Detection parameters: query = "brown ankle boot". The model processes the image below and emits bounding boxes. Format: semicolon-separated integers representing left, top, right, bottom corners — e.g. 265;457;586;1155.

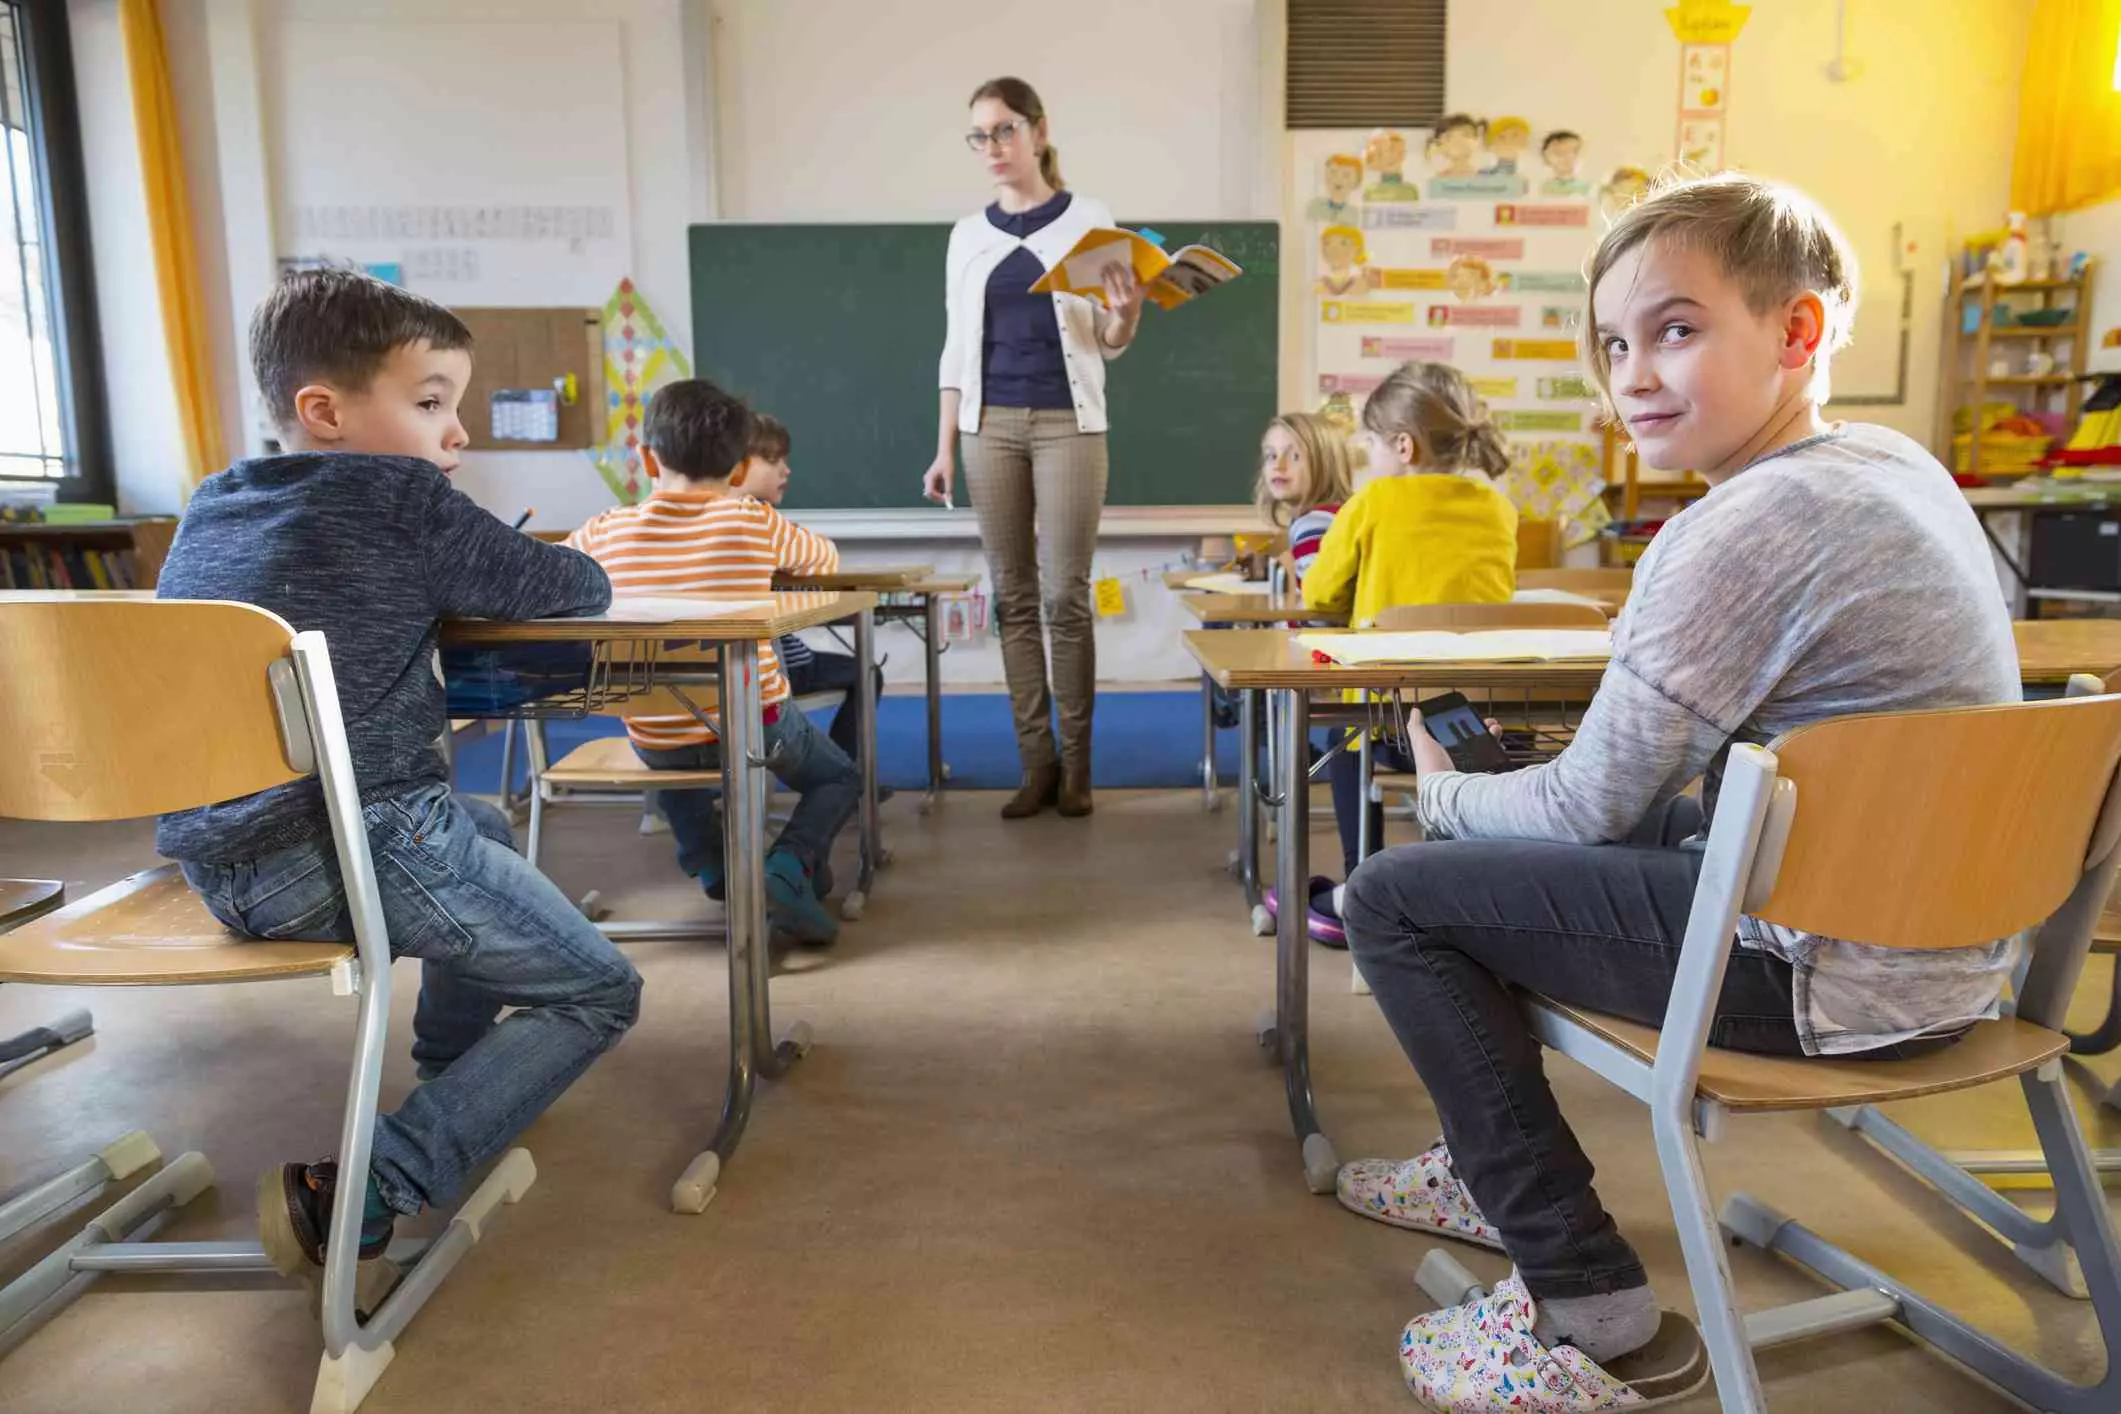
1001;762;1061;819
1057;758;1093;817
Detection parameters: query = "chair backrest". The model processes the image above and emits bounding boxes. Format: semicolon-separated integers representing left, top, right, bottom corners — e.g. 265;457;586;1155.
1744;694;2121;949
1515;517;1560;569
0;598;309;821
1372;600;1609;631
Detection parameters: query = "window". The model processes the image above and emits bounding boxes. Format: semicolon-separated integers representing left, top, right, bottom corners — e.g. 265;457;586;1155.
1286;0;1447;130
0;2;107;494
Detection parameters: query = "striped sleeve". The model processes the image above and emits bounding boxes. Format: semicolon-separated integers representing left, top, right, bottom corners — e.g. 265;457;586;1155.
1287;504;1339;588
765;504;840;576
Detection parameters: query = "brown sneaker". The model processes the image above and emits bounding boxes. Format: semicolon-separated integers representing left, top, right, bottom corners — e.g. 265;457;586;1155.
258;1159;402;1319
1000;762;1061;819
1057;759;1093;817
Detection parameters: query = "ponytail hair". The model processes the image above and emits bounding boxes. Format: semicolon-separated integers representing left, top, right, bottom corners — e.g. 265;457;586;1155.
971;76;1066;192
1361;361;1512;478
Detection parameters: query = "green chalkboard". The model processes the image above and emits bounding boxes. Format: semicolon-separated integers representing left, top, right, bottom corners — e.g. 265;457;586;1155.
689;220;1279;508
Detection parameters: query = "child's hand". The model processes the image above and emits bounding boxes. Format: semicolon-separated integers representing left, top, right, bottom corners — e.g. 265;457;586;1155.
1405;712;1506;778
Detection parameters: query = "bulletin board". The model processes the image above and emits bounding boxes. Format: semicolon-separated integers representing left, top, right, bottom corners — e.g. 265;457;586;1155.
1291;120;1667;547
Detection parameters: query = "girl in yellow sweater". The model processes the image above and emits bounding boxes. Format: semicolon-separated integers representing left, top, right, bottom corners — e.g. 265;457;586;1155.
1303;361;1518;895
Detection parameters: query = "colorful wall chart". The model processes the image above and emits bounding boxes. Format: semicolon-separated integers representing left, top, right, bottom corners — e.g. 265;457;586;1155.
588;277;691;504
1296;115;1656;545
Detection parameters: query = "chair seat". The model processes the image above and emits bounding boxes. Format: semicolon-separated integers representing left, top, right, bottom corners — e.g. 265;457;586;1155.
543;736;718;787
1525;997;2069;1112
0;878;64;930
0;865;351;986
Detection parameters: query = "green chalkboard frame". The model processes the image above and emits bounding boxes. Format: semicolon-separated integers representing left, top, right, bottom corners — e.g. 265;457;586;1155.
688;220;1279;509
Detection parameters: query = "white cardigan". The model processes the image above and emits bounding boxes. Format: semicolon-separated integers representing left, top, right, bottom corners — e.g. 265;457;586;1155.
937;193;1126;436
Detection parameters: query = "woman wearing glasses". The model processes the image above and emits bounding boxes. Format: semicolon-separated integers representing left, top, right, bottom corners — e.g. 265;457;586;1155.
921;76;1148;820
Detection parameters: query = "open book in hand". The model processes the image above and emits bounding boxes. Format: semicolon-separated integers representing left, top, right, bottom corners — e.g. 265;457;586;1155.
1298;629;1613;666
1030;228;1242;311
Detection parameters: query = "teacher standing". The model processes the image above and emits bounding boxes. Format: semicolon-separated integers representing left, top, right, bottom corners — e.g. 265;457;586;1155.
922;76;1148;821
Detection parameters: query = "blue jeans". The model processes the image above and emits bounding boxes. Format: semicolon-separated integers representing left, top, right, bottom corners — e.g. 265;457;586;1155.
633;700;859;880
181;784;642;1216
1342;796;1957;1300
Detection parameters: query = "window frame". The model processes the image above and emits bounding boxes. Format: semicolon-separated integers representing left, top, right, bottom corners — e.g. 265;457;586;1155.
7;0;111;502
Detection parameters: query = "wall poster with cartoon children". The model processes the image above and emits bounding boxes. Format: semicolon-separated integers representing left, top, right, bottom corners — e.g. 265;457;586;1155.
1295;119;1620;549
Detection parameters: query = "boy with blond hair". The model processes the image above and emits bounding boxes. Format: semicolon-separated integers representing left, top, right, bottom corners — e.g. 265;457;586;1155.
1335;173;2019;1408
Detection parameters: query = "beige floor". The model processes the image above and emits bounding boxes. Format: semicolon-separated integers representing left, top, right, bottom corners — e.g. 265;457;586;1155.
1;791;2117;1413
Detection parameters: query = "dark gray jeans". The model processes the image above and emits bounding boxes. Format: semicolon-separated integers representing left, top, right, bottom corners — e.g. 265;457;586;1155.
1341;797;1953;1299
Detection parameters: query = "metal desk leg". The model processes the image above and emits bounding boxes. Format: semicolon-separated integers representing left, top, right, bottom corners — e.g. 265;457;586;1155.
1356;718;1375;862
1271;687;1336;1194
1200;672;1220;810
845;606;883;921
922;591;945;811
1239;689;1269;933
670;639;810;1214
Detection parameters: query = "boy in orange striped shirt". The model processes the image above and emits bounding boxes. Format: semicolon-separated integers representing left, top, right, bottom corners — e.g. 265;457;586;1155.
567;379;857;943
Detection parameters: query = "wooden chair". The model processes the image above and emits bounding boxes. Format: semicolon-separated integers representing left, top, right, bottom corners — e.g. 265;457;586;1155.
0;598;533;1412
1516;565;1635;611
1421;693;2121;1414
521;642;856;930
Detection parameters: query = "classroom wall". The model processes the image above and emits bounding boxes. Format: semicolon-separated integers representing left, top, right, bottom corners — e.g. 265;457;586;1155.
1427;0;2034;447
74;0;2043;684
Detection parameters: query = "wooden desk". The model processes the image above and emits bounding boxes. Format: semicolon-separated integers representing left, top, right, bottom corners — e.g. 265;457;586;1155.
884;576;978;810
1961;484;2121;616
444;589;878;1214
777;567;974;812
1190;620;2121;1197
1179;593;1348;626
776;564;932;591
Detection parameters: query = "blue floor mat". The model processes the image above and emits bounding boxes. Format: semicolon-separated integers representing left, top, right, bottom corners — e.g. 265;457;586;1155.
453;690;1250;794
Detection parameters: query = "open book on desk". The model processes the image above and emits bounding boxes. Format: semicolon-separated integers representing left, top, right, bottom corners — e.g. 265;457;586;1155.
1030;228;1242;311
1298;629;1613;666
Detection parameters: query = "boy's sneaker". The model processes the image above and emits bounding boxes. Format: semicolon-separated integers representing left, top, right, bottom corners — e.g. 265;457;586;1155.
765;850;839;945
258;1159;402;1317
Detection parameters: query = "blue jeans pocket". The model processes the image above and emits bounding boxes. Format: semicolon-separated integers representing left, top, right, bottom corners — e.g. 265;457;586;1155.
187;847;350;942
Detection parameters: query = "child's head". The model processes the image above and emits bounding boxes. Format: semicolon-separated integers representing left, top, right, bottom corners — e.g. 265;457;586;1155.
1323;154;1363;200
1427;114;1483;164
1358;361;1511;479
734;412;792;503
1364;128;1407;173
250;268;474;469
641;378;754;485
1256;411;1355;527
1542;130;1582;177
1320;224;1367;270
1582;172;1858;473
1447;254;1499;302
1485;116;1531;159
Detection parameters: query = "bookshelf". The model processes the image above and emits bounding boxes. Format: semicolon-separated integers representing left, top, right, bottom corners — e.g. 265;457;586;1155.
1941;266;2096;475
0;519;178;590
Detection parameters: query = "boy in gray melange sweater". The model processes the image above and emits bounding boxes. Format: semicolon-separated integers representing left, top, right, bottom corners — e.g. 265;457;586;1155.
1335;175;2020;1394
158;269;639;1298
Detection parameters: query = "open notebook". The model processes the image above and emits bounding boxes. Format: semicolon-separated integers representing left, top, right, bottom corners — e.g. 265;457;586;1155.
1298;629;1613;666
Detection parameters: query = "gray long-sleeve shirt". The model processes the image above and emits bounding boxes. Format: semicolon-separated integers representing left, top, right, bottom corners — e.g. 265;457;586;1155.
1418;424;2021;1054
155;453;611;863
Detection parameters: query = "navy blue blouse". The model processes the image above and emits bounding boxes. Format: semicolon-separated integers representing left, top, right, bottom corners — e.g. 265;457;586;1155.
981;191;1076;411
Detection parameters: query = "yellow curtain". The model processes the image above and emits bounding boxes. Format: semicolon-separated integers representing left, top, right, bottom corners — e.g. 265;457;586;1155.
119;0;225;496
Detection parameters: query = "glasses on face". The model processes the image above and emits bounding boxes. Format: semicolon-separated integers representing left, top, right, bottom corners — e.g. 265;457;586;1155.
964;120;1029;152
